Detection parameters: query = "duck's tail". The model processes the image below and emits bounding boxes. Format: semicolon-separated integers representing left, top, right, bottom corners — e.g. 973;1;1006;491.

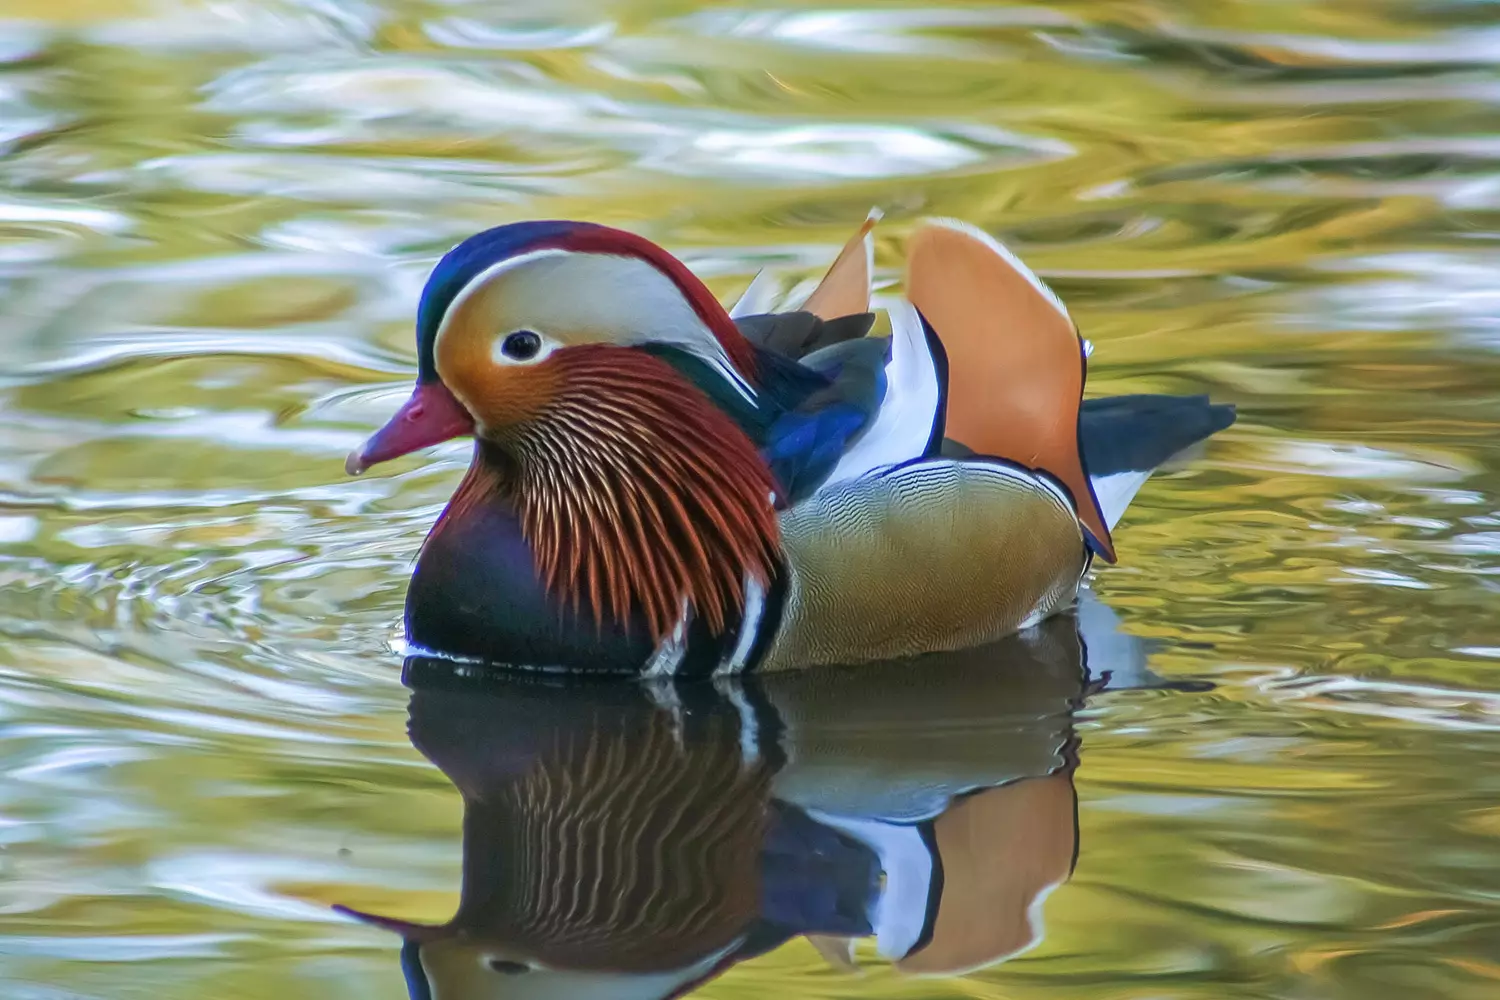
1080;394;1236;530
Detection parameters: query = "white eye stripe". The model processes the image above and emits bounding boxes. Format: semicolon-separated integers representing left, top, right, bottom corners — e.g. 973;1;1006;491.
435;248;571;351
435;247;758;400
491;328;560;366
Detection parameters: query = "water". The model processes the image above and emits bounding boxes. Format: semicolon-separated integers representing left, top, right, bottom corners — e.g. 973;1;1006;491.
2;0;1499;997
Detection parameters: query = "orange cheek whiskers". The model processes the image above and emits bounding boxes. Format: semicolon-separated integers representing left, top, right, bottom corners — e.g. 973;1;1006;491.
507;346;780;642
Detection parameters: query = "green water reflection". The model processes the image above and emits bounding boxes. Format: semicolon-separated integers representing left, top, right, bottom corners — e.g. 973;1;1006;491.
2;0;1499;997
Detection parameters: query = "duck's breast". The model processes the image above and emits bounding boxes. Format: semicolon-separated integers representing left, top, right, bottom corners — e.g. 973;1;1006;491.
405;499;657;672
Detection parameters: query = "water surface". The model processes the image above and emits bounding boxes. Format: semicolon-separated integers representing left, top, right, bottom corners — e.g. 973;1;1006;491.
2;0;1499;997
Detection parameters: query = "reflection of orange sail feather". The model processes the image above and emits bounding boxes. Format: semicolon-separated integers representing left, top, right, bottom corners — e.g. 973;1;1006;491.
906;221;1115;561
897;773;1077;975
802;773;1077;977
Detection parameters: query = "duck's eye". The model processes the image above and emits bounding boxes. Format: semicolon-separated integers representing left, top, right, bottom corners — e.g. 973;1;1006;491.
499;330;542;362
488;959;530;975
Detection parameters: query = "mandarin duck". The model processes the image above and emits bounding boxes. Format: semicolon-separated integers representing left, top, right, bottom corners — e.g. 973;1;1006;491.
337;605;1147;999
346;215;1234;674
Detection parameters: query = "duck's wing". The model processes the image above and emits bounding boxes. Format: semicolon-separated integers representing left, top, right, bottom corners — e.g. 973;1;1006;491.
725;304;947;501
731;211;880;358
645;330;887;505
905;220;1116;562
750;292;951;502
760;459;1087;670
816;300;945;487
723;214;947;501
733;310;874;359
752;340;888;503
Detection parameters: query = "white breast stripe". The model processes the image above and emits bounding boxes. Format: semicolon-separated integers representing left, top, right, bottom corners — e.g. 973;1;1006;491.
716;572;766;675
821;299;942;488
641;597;692;678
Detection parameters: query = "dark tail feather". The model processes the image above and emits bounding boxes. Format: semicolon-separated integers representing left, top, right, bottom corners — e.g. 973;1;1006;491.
1080;394;1235;477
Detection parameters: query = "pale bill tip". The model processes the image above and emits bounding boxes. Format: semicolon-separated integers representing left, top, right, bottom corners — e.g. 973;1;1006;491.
344;450;367;477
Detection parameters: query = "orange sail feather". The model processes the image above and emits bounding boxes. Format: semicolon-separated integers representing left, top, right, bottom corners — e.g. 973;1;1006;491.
905;220;1115;562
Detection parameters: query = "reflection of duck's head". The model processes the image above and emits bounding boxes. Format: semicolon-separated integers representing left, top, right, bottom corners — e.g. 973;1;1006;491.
341;678;773;1000
387;942;733;1000
342;608;1151;998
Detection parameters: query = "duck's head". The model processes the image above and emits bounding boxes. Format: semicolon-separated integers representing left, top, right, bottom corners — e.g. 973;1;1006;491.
346;221;778;641
347;220;758;473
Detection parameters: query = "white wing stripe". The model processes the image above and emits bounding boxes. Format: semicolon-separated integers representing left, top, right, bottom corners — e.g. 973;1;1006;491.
729;268;780;318
821;299;942;487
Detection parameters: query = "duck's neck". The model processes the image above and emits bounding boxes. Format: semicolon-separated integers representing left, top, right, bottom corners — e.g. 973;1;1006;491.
430;347;782;644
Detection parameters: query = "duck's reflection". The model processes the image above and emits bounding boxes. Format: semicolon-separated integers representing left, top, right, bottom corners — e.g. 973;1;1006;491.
343;595;1165;999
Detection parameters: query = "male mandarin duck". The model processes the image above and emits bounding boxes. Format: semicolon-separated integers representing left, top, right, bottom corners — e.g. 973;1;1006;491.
346;214;1234;674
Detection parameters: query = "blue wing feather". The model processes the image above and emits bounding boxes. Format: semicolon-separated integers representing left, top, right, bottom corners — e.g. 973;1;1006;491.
644;337;890;506
755;338;889;503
